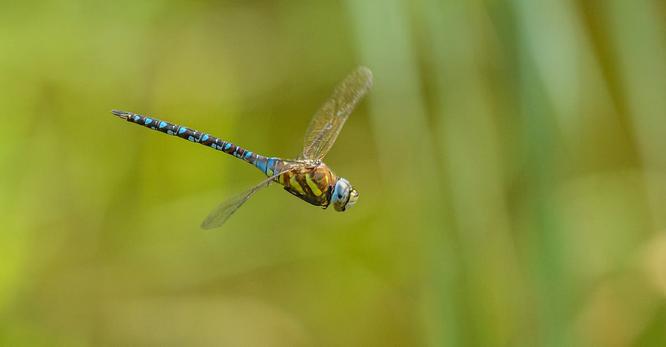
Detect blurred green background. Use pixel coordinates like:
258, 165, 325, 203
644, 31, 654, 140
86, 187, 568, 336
1, 0, 666, 346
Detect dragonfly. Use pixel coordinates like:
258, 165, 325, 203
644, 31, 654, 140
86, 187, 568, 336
112, 66, 373, 229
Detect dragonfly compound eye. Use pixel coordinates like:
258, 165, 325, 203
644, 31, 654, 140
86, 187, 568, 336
332, 178, 354, 212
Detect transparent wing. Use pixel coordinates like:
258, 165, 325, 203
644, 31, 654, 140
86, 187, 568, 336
300, 66, 373, 161
200, 169, 294, 229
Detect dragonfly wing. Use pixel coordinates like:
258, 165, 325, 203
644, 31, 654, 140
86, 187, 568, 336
200, 169, 294, 229
300, 66, 373, 161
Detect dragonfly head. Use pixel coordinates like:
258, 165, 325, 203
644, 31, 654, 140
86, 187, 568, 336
331, 178, 359, 212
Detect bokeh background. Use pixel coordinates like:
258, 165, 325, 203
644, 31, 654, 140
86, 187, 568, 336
2, 0, 666, 346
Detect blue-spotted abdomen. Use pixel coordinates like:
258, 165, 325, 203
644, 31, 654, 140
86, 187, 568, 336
112, 110, 268, 173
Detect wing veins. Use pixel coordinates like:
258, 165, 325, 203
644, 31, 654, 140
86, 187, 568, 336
300, 66, 373, 160
200, 168, 297, 229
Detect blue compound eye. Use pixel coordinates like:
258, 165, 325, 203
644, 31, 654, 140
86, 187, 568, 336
332, 178, 353, 212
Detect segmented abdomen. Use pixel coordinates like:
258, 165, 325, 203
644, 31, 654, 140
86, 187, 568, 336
115, 110, 273, 175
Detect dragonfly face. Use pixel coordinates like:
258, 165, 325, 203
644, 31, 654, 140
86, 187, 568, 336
331, 177, 359, 212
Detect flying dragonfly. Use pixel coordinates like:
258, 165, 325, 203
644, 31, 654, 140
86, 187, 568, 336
112, 66, 373, 228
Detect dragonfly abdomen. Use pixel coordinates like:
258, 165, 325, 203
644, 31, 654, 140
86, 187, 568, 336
112, 110, 268, 173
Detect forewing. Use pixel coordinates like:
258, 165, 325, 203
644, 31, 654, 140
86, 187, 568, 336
301, 66, 373, 160
200, 170, 292, 229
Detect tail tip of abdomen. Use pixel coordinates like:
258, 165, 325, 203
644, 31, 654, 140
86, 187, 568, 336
111, 109, 131, 120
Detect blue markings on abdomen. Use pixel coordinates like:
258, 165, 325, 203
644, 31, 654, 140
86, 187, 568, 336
265, 158, 278, 175
255, 157, 268, 174
123, 110, 269, 170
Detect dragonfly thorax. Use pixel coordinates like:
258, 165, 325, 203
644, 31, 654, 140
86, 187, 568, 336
276, 162, 348, 209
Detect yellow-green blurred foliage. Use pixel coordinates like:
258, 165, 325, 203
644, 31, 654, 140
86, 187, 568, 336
1, 0, 665, 346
